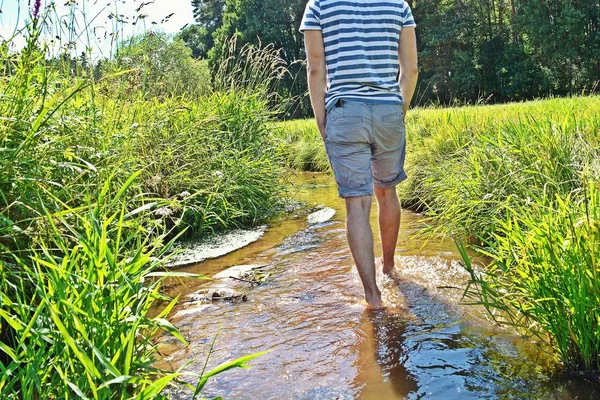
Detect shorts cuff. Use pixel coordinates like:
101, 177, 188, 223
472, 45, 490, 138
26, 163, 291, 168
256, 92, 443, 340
338, 182, 373, 198
374, 171, 408, 188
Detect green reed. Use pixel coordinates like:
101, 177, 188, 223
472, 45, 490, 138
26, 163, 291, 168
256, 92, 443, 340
402, 99, 600, 373
459, 180, 600, 372
400, 97, 600, 238
275, 119, 330, 172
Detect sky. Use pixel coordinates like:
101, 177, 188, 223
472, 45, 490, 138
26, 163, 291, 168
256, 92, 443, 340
0, 0, 196, 58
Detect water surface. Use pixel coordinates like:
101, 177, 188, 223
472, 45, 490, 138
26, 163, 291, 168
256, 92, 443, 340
159, 173, 599, 399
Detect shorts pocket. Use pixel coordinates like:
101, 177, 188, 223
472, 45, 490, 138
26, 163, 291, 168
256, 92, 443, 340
327, 115, 367, 143
381, 109, 405, 123
327, 105, 363, 126
330, 116, 363, 126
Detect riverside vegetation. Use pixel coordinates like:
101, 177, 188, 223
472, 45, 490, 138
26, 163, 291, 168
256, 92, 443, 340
0, 9, 284, 399
2, 3, 599, 399
277, 96, 600, 374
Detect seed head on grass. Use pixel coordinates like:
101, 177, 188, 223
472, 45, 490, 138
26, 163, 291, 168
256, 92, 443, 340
31, 0, 42, 20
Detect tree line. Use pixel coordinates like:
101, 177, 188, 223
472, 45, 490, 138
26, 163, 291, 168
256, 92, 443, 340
180, 0, 600, 117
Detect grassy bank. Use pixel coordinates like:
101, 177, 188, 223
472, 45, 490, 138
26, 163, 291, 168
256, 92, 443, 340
278, 96, 600, 373
0, 14, 284, 398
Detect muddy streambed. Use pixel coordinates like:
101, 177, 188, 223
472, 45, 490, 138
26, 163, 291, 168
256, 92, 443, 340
158, 173, 599, 399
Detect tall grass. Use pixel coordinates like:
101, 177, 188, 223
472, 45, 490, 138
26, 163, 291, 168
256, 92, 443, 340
275, 119, 330, 172
0, 174, 264, 397
403, 99, 600, 372
397, 97, 600, 238
1, 4, 285, 398
459, 180, 600, 372
1, 176, 182, 397
212, 37, 288, 98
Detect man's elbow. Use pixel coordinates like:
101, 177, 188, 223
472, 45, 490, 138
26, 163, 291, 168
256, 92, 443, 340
307, 63, 325, 78
403, 64, 419, 79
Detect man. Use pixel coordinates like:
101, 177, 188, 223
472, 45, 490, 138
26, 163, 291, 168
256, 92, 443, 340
300, 0, 419, 309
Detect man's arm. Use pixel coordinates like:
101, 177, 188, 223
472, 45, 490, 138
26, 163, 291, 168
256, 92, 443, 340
304, 30, 327, 139
398, 27, 418, 115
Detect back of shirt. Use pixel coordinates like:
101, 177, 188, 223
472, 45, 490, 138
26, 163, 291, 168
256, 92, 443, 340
300, 0, 416, 110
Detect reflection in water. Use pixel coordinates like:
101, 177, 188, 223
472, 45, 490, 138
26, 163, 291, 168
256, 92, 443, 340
355, 309, 418, 399
159, 173, 599, 400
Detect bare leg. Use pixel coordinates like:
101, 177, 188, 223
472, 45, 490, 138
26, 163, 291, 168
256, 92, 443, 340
345, 196, 383, 309
374, 186, 401, 275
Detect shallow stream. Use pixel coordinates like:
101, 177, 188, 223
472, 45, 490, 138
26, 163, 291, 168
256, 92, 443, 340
159, 173, 598, 399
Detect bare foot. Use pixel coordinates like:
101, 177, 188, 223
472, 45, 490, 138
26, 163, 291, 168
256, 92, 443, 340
364, 288, 385, 310
365, 300, 386, 310
381, 258, 396, 278
384, 270, 402, 282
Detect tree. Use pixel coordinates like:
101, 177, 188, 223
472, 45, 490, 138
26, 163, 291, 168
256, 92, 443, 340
178, 24, 212, 59
180, 0, 227, 59
209, 0, 308, 117
212, 0, 304, 61
180, 0, 600, 114
104, 33, 211, 99
515, 0, 600, 94
192, 0, 225, 29
412, 0, 556, 105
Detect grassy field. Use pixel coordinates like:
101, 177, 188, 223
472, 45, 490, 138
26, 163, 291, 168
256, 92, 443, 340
277, 96, 600, 373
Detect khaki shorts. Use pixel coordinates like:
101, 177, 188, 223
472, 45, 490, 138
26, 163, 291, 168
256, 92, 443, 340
324, 100, 407, 198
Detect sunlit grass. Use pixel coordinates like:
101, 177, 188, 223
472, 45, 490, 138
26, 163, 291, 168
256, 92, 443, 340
459, 180, 600, 372
275, 119, 330, 172
0, 173, 269, 398
1, 175, 185, 397
1, 4, 285, 398
398, 96, 600, 238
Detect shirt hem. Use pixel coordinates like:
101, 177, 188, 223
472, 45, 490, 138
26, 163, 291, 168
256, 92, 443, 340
299, 26, 322, 34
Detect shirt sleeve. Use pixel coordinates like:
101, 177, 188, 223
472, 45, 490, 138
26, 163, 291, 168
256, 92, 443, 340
401, 1, 417, 28
299, 0, 321, 33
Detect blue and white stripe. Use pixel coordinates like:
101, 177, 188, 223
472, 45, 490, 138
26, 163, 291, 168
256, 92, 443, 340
300, 0, 416, 110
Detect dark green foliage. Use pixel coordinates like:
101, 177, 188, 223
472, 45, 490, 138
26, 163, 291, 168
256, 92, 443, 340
192, 0, 226, 29
177, 24, 213, 59
183, 0, 600, 115
206, 0, 309, 118
514, 0, 600, 94
410, 0, 600, 105
181, 0, 226, 59
212, 0, 304, 62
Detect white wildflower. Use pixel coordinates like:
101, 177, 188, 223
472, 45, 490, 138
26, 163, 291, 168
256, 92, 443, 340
154, 207, 173, 218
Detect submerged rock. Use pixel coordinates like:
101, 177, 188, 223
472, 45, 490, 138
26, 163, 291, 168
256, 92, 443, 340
186, 264, 269, 303
166, 226, 267, 267
213, 264, 267, 280
172, 304, 214, 319
166, 205, 333, 268
307, 207, 336, 225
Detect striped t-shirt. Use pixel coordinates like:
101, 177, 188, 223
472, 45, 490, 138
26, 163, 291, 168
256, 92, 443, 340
300, 0, 416, 110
